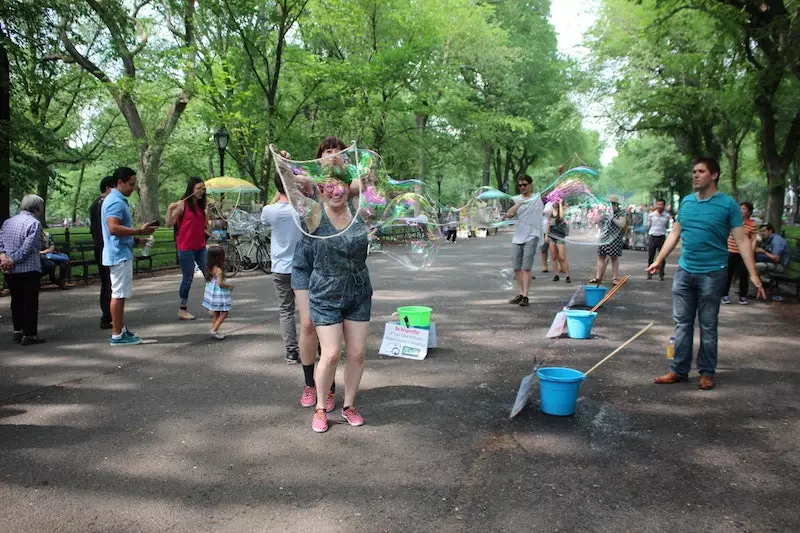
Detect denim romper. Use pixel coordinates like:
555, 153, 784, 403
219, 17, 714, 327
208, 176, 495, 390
291, 232, 314, 291
308, 211, 372, 326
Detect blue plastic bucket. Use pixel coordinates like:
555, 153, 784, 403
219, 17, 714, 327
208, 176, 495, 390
565, 310, 598, 339
583, 285, 608, 307
537, 367, 586, 416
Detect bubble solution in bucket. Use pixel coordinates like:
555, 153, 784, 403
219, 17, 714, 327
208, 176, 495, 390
583, 285, 608, 307
565, 310, 597, 339
536, 367, 585, 416
396, 306, 432, 328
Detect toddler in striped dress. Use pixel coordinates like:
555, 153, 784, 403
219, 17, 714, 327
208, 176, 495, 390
203, 246, 233, 339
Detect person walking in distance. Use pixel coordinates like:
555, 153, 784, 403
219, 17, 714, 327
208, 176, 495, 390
505, 174, 544, 307
261, 173, 302, 363
648, 157, 765, 390
202, 246, 233, 339
647, 198, 670, 281
101, 167, 157, 346
722, 202, 757, 304
166, 177, 209, 320
89, 175, 116, 329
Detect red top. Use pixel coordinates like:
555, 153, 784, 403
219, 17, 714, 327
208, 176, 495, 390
175, 203, 207, 251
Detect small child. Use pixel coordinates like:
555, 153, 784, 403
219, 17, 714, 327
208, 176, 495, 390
203, 246, 233, 339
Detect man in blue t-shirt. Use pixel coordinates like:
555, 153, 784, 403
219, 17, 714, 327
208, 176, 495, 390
101, 167, 157, 346
755, 224, 790, 280
647, 157, 765, 390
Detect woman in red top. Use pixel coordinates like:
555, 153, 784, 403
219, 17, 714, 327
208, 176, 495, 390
723, 201, 756, 305
166, 177, 209, 320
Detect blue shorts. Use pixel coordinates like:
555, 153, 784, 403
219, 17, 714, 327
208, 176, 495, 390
309, 270, 373, 326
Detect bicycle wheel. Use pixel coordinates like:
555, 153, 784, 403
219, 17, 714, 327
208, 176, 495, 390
225, 244, 240, 277
238, 240, 259, 272
257, 245, 272, 274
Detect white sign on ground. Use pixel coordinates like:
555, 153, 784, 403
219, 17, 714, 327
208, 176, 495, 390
379, 323, 433, 360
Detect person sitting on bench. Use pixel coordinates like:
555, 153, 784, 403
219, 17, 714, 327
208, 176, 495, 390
755, 224, 790, 282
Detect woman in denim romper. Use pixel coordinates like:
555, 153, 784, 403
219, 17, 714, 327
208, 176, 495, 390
307, 177, 372, 433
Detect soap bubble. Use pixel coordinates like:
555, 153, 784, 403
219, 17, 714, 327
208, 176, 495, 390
542, 167, 623, 247
369, 192, 442, 270
497, 268, 516, 290
271, 143, 378, 239
465, 187, 515, 229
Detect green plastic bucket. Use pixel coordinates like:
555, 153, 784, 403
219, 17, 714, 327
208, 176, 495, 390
397, 306, 433, 328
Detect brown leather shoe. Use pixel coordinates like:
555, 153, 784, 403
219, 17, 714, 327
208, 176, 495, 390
653, 371, 688, 384
698, 375, 716, 390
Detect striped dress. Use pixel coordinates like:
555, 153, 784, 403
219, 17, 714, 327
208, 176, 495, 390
728, 218, 756, 255
203, 271, 232, 311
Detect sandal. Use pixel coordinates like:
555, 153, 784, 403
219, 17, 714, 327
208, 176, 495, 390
588, 278, 601, 284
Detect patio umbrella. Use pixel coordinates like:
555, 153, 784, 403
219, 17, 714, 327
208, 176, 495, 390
205, 177, 261, 194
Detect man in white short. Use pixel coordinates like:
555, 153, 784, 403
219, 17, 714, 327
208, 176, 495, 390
101, 167, 156, 346
505, 174, 545, 307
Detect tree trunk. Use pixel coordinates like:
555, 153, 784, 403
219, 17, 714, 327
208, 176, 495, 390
71, 163, 86, 223
502, 145, 513, 193
415, 113, 427, 181
482, 142, 491, 186
0, 36, 9, 223
725, 147, 740, 202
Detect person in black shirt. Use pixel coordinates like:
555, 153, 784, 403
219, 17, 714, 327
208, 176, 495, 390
89, 176, 116, 329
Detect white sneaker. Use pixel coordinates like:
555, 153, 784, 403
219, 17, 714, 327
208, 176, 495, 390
210, 330, 225, 340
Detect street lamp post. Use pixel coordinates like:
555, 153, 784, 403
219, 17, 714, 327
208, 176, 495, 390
213, 126, 229, 176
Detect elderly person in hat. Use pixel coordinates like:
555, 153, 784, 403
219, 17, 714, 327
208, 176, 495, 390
589, 194, 628, 285
0, 194, 46, 345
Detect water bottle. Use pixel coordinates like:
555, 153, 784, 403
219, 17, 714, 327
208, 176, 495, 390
141, 236, 154, 257
666, 336, 675, 359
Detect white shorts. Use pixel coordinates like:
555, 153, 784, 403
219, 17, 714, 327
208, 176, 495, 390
110, 260, 133, 299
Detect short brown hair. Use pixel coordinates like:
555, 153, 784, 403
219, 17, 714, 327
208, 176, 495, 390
316, 137, 347, 158
692, 157, 720, 182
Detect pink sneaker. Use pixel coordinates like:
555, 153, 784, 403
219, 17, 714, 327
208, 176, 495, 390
312, 409, 328, 433
300, 386, 316, 408
325, 391, 336, 413
341, 406, 364, 427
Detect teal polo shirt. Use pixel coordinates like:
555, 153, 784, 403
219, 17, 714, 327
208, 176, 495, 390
677, 192, 743, 274
101, 188, 135, 266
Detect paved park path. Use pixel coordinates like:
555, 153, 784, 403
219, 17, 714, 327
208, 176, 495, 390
2, 234, 799, 532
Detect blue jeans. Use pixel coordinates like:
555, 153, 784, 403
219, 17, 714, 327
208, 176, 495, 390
671, 267, 727, 376
178, 249, 207, 305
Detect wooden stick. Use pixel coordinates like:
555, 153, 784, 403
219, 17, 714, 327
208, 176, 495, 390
590, 274, 630, 312
583, 322, 654, 377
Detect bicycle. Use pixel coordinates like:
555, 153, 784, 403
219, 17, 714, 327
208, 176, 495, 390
227, 226, 271, 275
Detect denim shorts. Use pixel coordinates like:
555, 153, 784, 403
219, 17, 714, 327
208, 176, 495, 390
309, 270, 373, 326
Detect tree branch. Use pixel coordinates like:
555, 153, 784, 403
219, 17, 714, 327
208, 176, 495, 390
59, 22, 117, 91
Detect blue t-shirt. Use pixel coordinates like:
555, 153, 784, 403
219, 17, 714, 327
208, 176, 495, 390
677, 192, 743, 273
101, 188, 135, 266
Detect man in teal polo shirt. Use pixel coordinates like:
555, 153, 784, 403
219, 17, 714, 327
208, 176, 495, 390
101, 167, 157, 346
647, 157, 765, 390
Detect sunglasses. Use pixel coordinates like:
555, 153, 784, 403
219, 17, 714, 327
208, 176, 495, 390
320, 183, 346, 196
517, 182, 530, 187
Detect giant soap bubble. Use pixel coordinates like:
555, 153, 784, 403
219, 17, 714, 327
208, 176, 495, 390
270, 143, 440, 269
465, 187, 515, 229
369, 192, 441, 270
271, 142, 376, 239
542, 167, 623, 247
